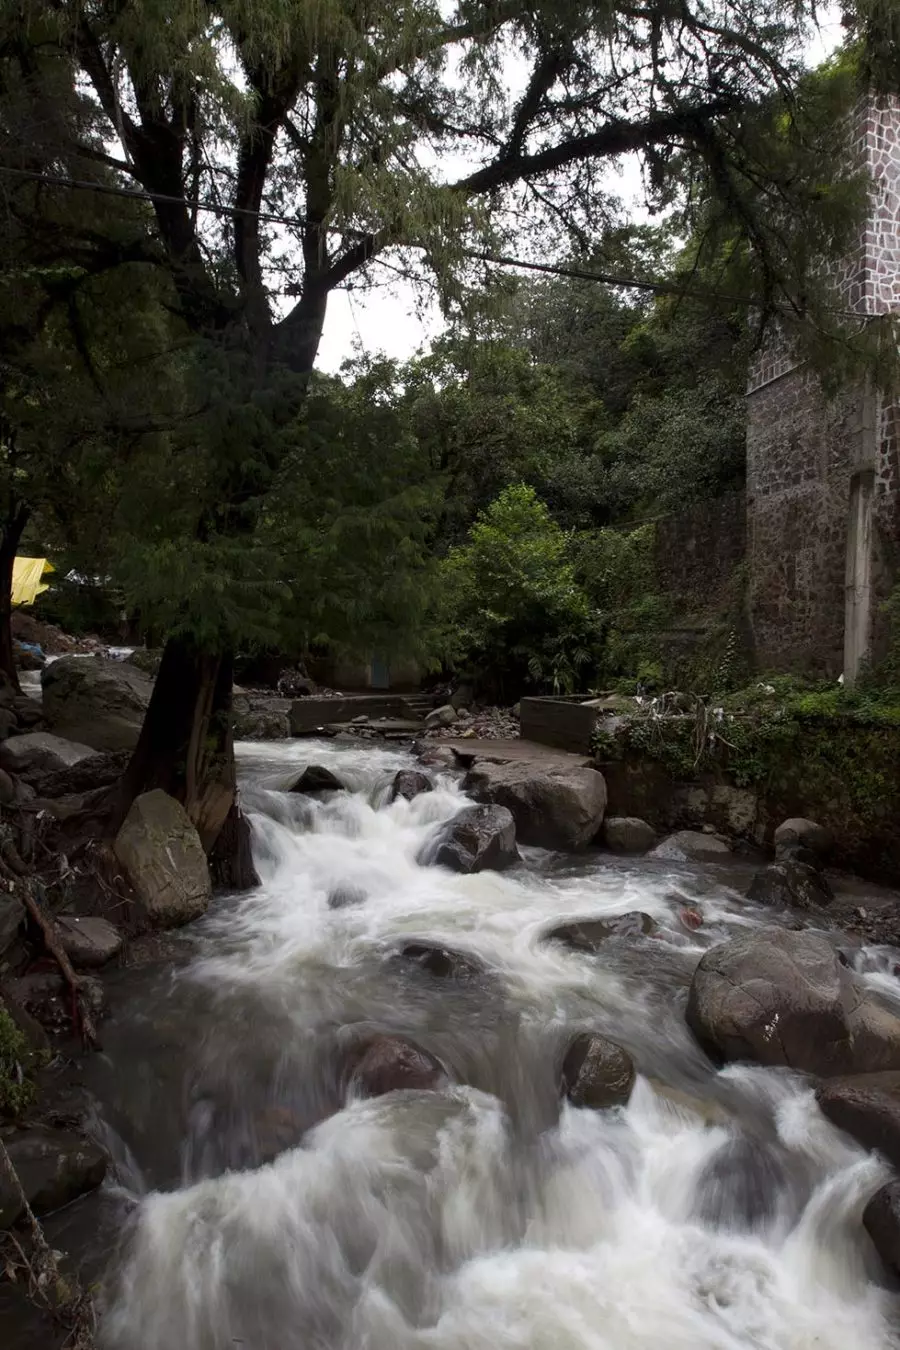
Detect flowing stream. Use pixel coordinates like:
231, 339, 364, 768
49, 741, 900, 1345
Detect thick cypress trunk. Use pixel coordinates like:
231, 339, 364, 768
117, 636, 241, 858
0, 506, 30, 694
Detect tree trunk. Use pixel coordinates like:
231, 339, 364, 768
0, 505, 30, 694
116, 636, 239, 858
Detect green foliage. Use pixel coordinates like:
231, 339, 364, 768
432, 484, 598, 697
572, 525, 669, 683
0, 1006, 35, 1118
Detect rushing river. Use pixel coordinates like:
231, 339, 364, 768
34, 740, 900, 1346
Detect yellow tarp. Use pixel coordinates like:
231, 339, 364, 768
12, 557, 54, 607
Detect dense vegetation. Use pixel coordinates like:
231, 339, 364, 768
0, 0, 894, 864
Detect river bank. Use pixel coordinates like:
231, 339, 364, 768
3, 735, 900, 1347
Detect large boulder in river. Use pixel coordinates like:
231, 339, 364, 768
114, 789, 211, 928
0, 1127, 107, 1228
816, 1073, 900, 1168
747, 860, 833, 911
463, 761, 606, 850
290, 765, 345, 795
864, 1182, 900, 1278
42, 655, 153, 751
422, 803, 518, 874
0, 731, 97, 779
561, 1032, 636, 1110
686, 928, 900, 1077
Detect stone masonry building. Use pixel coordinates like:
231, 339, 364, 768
746, 97, 900, 680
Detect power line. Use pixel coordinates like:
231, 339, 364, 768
0, 161, 866, 315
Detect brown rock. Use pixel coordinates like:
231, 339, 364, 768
347, 1035, 447, 1098
422, 804, 518, 873
545, 912, 657, 952
863, 1182, 900, 1277
390, 770, 433, 802
463, 761, 606, 851
55, 915, 123, 969
816, 1072, 900, 1168
561, 1032, 635, 1110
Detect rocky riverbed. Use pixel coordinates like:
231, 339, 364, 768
3, 732, 900, 1347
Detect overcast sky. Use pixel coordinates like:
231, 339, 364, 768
316, 5, 847, 372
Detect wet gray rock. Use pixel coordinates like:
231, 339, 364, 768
464, 761, 606, 850
774, 842, 821, 868
424, 704, 456, 729
26, 748, 131, 799
290, 765, 345, 795
816, 1072, 900, 1168
327, 885, 367, 910
42, 654, 153, 751
0, 731, 98, 779
545, 912, 657, 952
773, 817, 831, 857
12, 696, 43, 728
390, 770, 433, 802
0, 708, 17, 741
423, 804, 518, 874
650, 831, 732, 863
747, 861, 834, 911
602, 816, 655, 854
114, 789, 211, 928
0, 895, 24, 958
863, 1181, 900, 1277
397, 942, 486, 980
0, 1127, 107, 1228
687, 928, 900, 1077
55, 914, 123, 969
232, 694, 291, 740
561, 1033, 635, 1110
347, 1035, 448, 1098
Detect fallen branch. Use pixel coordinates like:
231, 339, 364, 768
0, 1136, 96, 1348
18, 882, 99, 1049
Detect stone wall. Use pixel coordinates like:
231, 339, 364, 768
653, 491, 746, 604
746, 96, 900, 678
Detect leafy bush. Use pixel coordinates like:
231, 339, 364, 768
572, 525, 669, 682
433, 484, 599, 698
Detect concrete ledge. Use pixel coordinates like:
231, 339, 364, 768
291, 695, 420, 735
519, 698, 598, 754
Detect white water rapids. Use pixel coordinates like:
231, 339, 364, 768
94, 739, 900, 1349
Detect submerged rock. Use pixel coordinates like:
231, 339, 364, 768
346, 1035, 447, 1098
463, 761, 606, 850
602, 816, 655, 854
0, 1127, 107, 1229
327, 884, 367, 910
747, 860, 833, 911
545, 912, 657, 952
561, 1032, 635, 1110
686, 928, 900, 1078
864, 1181, 900, 1277
650, 831, 732, 863
390, 770, 433, 802
422, 804, 518, 873
694, 1135, 791, 1233
114, 789, 211, 928
396, 942, 486, 981
290, 765, 345, 795
816, 1072, 900, 1168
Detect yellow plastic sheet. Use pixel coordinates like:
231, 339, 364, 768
11, 557, 54, 607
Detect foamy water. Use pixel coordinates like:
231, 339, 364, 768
97, 740, 900, 1349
